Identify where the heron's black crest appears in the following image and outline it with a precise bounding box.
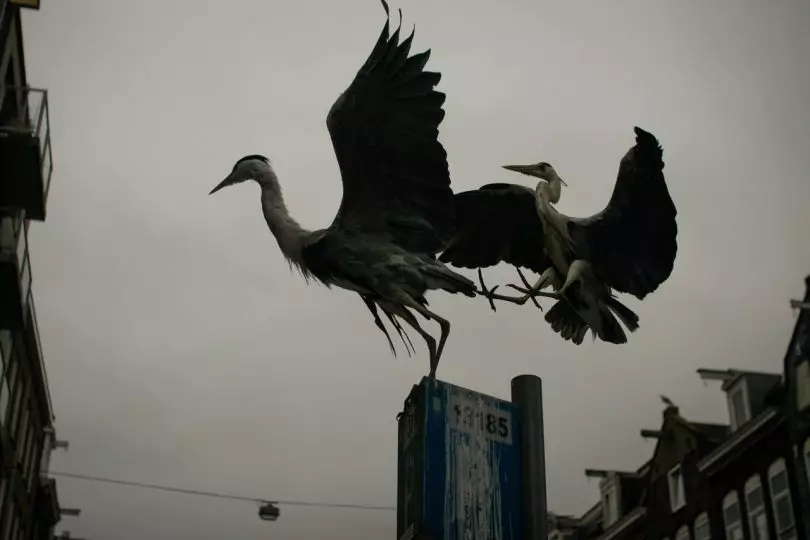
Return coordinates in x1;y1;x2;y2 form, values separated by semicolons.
234;154;270;170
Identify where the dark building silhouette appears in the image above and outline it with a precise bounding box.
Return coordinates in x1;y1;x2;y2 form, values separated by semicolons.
548;276;810;540
1;0;64;539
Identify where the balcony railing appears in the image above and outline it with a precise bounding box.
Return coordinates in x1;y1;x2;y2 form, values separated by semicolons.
27;284;53;421
0;86;53;202
0;212;53;420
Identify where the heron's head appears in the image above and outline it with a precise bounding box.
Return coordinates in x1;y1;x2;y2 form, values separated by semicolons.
209;155;272;195
502;162;567;186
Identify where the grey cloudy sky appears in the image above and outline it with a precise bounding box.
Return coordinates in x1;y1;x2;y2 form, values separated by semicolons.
19;0;810;537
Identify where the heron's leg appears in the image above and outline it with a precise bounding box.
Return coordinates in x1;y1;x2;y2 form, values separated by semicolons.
361;296;397;357
383;310;416;357
386;303;438;378
395;300;451;378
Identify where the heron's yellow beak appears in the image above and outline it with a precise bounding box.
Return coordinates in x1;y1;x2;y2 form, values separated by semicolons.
209;173;237;195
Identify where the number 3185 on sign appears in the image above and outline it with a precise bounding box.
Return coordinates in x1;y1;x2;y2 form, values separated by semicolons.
448;396;513;445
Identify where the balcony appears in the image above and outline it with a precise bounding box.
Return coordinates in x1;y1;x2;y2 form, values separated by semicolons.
0;211;29;330
0;213;54;421
0;87;53;221
34;478;60;529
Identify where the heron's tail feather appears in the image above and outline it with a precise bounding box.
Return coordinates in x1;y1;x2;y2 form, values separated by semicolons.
422;264;477;297
544;300;588;345
607;297;640;332
544;298;635;345
595;303;628;344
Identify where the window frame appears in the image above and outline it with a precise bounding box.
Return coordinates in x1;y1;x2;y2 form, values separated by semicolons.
727;380;751;431
723;491;743;540
694;512;710;540
668;464;686;512
745;474;769;540
675;525;691;540
600;475;620;528
798;359;810;410
803;439;810;487
767;458;796;540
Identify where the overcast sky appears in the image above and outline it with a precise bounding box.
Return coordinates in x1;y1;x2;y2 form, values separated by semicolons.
19;0;810;538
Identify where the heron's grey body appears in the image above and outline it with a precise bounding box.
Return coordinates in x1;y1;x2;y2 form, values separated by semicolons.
440;127;677;345
210;1;476;377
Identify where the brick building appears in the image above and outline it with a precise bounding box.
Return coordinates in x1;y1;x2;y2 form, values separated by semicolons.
547;276;810;540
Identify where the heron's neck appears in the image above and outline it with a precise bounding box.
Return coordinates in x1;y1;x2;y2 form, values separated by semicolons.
257;169;309;269
535;180;561;208
545;176;563;204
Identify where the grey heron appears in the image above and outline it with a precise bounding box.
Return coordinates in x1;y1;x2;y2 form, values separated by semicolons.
209;0;476;377
439;127;677;345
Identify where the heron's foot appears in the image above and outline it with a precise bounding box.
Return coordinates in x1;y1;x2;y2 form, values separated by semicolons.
476;269;500;312
475;269;551;309
515;267;542;309
505;283;561;303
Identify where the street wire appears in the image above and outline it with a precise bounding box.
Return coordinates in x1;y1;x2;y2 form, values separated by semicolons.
49;471;396;512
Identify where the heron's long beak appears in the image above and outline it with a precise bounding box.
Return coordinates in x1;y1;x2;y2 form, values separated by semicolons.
502;164;568;186
502;164;537;176
209;174;236;195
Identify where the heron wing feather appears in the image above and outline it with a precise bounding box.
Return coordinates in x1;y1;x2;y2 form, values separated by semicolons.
567;127;678;299
324;4;453;255
438;183;551;274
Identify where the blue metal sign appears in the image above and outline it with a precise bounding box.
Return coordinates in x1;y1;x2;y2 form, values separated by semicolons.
397;377;524;540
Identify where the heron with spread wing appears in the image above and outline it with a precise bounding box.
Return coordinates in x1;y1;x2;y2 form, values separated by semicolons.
209;0;476;377
439;127;677;345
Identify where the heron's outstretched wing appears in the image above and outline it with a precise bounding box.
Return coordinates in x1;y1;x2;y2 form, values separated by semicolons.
567;127;677;299
439;183;552;274
325;0;452;254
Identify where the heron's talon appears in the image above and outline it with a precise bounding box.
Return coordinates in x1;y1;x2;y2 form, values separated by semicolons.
507;284;531;294
477;269;500;312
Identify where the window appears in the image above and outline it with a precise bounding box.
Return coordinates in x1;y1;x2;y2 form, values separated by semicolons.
0;330;11;361
768;459;796;540
727;381;750;430
675;525;690;540
745;475;769;540
14;391;28;445
0;372;8;426
0;477;6;520
600;475;620;528
694;513;711;540
723;491;744;540
798;360;810;410
804;439;810;487
668;465;686;511
4;357;17;426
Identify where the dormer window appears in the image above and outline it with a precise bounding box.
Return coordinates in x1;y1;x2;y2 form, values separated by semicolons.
668;464;686;512
600;475;620;528
727;379;751;431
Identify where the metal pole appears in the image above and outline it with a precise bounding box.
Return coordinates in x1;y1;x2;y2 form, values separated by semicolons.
511;374;547;540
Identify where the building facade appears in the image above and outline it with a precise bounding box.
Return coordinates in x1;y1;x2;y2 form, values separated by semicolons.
0;0;62;539
784;277;810;536
547;277;810;540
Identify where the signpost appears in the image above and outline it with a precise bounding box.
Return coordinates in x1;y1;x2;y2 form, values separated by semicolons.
397;376;546;540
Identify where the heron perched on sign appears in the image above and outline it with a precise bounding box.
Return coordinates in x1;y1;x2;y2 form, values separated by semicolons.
439;127;677;345
209;0;476;377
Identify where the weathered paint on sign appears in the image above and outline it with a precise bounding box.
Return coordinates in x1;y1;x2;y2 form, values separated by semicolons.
396;378;523;540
